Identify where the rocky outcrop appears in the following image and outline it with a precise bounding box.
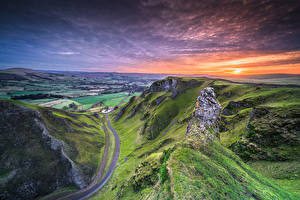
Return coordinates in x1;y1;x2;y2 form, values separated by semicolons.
149;78;177;92
34;119;87;189
0;101;86;200
142;78;179;98
186;87;222;144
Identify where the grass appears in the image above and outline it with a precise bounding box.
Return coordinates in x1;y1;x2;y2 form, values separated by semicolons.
162;141;299;200
3;76;300;199
44;111;106;178
249;161;300;195
72;93;128;105
4;100;106;183
51;99;81;109
90;77;300;199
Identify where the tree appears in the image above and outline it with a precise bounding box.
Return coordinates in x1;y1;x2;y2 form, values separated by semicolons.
69;102;78;110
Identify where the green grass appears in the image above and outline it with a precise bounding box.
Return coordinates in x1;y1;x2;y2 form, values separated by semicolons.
52;99;81;109
249;161;300;195
90;77;300;199
72;93;128;105
161;141;299;200
72;92;129;110
103;92;142;107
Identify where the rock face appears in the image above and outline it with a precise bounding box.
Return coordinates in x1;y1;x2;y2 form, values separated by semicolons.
149;78;177;92
0;101;86;200
142;78;179;98
34;119;87;189
186;87;222;144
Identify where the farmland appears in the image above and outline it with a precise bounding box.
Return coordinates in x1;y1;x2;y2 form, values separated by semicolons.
0;68;163;112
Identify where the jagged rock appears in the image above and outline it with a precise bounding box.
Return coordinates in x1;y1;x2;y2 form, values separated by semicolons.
170;90;179;99
142;78;178;97
35;119;87;189
149;78;177;92
186;87;222;144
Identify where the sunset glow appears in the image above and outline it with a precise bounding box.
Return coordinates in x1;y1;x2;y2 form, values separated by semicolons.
1;0;300;76
120;50;300;75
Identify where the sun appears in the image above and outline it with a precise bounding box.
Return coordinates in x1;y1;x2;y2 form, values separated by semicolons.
232;68;243;74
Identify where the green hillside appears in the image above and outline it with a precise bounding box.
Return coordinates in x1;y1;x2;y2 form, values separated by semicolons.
0;100;105;199
92;77;300;199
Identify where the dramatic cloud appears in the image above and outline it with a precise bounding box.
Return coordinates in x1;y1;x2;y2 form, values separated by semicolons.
0;0;300;75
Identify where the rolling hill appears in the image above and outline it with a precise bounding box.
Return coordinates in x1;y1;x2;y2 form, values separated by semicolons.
92;77;300;199
1;76;299;200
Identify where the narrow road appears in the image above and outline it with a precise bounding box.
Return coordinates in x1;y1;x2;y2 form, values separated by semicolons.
63;114;120;200
90;120;110;185
47;97;125;200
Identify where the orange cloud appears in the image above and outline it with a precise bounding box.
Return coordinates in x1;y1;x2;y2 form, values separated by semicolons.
120;50;300;75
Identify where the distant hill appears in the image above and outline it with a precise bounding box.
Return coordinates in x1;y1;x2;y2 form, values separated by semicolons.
0;68;68;81
1;68;299;85
240;73;300;79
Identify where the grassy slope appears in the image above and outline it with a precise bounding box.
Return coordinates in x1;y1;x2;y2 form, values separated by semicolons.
142;141;298;200
212;80;300;195
91;77;300;199
3;100;106;187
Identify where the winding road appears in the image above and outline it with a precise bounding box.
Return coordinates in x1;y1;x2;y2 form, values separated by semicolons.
47;112;121;200
65;114;120;200
44;96;128;200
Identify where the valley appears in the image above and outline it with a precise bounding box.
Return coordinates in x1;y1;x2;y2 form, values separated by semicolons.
0;68;164;112
2;1;300;199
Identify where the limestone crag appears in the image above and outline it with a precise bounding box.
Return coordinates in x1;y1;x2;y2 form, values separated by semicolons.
0;101;86;200
149;78;177;92
34;119;87;189
186;87;222;144
141;78;179;99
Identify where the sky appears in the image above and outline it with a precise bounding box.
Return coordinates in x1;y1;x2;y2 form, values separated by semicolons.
1;0;300;75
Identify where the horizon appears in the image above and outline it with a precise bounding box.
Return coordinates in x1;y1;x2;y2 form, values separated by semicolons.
3;67;300;79
1;0;300;75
